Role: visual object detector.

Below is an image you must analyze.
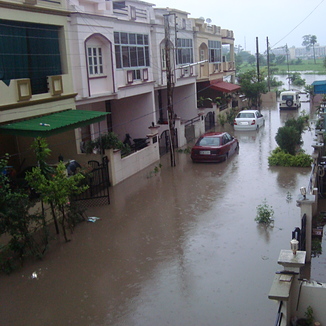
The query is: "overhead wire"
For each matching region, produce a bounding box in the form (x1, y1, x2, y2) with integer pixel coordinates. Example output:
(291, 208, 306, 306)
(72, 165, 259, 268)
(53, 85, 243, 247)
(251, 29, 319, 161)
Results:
(270, 0, 325, 50)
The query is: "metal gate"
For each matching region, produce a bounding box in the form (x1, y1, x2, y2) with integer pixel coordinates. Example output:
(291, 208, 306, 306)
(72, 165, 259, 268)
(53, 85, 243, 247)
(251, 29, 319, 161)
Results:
(159, 129, 178, 156)
(300, 214, 306, 251)
(184, 116, 200, 143)
(205, 111, 215, 131)
(291, 214, 306, 251)
(72, 156, 110, 207)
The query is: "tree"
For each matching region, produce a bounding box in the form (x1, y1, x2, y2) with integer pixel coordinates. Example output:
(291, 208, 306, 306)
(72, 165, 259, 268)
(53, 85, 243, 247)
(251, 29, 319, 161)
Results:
(237, 69, 268, 108)
(288, 72, 306, 86)
(275, 126, 300, 155)
(302, 34, 317, 63)
(25, 138, 88, 242)
(0, 155, 48, 272)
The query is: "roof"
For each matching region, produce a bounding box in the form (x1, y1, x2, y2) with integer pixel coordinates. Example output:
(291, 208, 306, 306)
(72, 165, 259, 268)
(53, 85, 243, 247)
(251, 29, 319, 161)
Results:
(0, 110, 109, 138)
(209, 80, 241, 93)
(312, 80, 326, 94)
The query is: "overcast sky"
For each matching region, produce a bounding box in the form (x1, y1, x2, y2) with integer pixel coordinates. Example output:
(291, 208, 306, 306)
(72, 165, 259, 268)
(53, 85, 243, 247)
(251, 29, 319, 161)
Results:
(153, 0, 326, 54)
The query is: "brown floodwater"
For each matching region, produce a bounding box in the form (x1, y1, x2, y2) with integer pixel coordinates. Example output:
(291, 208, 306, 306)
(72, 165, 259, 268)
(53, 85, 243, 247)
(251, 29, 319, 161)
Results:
(0, 101, 322, 325)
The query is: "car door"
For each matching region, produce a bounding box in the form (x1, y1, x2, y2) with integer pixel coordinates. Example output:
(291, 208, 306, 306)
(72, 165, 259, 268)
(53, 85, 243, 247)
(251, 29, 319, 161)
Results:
(255, 111, 263, 127)
(223, 133, 236, 154)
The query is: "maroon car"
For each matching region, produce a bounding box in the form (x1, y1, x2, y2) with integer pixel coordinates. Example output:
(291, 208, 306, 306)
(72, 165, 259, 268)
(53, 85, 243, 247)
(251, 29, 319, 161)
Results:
(191, 132, 239, 163)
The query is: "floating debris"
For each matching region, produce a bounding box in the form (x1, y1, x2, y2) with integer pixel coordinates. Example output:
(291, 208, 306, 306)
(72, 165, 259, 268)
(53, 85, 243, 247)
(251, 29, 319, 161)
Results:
(87, 216, 101, 223)
(286, 191, 292, 202)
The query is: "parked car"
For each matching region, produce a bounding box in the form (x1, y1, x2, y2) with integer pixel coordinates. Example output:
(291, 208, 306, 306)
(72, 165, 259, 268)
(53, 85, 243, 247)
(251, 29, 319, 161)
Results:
(234, 110, 265, 131)
(191, 132, 239, 163)
(279, 90, 301, 109)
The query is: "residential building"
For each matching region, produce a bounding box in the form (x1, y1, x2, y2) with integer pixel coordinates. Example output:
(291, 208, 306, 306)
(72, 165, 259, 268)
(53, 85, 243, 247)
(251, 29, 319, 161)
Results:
(0, 0, 238, 185)
(0, 0, 80, 167)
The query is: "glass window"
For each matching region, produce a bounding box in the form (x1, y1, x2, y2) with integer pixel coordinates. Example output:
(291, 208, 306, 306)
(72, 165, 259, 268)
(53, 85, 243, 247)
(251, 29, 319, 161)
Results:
(208, 40, 221, 63)
(176, 38, 193, 65)
(129, 34, 136, 44)
(87, 46, 103, 76)
(114, 31, 150, 68)
(0, 19, 62, 94)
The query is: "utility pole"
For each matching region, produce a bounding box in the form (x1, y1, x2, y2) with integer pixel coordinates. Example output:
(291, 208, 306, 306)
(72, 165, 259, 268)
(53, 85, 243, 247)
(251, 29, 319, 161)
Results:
(256, 37, 260, 108)
(164, 14, 176, 167)
(266, 37, 270, 92)
(286, 44, 290, 90)
(256, 37, 260, 82)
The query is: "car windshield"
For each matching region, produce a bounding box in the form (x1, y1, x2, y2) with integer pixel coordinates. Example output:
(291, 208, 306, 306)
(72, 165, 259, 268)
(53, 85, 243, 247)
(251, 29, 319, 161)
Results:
(198, 137, 221, 146)
(237, 112, 255, 119)
(282, 95, 294, 100)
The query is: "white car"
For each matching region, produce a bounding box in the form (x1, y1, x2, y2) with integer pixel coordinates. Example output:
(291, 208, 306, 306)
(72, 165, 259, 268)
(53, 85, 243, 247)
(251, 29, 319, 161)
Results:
(234, 110, 265, 131)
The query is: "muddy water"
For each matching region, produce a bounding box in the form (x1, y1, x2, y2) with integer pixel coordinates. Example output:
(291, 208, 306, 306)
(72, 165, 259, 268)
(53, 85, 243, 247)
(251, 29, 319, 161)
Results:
(0, 102, 317, 325)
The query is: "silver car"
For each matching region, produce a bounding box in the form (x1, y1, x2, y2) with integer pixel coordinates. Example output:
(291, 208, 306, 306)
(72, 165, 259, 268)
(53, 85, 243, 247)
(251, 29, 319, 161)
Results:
(234, 110, 265, 131)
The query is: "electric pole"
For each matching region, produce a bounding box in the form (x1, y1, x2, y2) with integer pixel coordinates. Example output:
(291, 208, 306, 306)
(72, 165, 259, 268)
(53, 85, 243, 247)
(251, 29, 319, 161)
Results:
(256, 37, 260, 82)
(267, 37, 270, 91)
(164, 14, 176, 167)
(256, 37, 260, 108)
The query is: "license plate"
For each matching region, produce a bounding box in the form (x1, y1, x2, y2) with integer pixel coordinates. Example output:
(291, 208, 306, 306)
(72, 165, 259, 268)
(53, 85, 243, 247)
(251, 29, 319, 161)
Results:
(200, 150, 211, 155)
(240, 122, 249, 125)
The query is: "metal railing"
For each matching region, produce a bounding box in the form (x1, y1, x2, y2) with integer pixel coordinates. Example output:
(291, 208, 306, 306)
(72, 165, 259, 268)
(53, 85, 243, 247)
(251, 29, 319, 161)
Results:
(274, 301, 283, 326)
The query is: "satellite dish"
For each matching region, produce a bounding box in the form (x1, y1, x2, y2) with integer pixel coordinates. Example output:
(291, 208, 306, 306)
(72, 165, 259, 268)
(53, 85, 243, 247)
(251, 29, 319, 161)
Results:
(206, 18, 212, 24)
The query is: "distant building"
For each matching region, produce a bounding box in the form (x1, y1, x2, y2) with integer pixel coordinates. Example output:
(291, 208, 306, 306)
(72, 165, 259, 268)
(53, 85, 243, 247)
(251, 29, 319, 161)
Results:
(272, 45, 326, 60)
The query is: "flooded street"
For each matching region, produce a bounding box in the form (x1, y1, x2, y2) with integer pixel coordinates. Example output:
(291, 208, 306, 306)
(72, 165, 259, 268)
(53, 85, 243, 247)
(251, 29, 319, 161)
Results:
(0, 100, 320, 325)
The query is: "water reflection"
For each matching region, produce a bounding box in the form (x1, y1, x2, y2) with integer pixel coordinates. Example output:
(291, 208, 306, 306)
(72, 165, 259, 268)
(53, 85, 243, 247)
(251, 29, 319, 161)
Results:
(234, 130, 257, 143)
(0, 95, 323, 326)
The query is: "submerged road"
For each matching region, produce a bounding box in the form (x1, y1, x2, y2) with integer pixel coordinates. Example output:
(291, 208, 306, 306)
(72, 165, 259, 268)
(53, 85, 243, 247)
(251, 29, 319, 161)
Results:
(0, 101, 318, 325)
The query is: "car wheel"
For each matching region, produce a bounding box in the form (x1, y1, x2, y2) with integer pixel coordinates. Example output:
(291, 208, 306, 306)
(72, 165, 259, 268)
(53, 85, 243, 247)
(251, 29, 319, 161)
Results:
(286, 99, 293, 107)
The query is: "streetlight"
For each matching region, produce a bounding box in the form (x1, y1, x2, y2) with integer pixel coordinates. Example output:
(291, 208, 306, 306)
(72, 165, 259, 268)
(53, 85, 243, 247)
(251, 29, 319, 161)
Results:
(290, 238, 299, 255)
(300, 187, 306, 200)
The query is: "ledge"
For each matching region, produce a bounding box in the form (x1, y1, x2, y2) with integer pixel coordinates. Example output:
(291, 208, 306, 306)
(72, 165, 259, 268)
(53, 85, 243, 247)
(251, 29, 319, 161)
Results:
(277, 250, 306, 268)
(268, 273, 293, 301)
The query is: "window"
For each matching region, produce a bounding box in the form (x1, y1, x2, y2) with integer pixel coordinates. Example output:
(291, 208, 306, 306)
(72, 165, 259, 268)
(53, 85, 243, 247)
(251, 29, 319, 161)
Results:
(113, 1, 126, 10)
(0, 19, 62, 94)
(200, 49, 205, 61)
(161, 48, 166, 69)
(87, 47, 103, 76)
(208, 40, 221, 63)
(176, 38, 193, 65)
(114, 32, 150, 69)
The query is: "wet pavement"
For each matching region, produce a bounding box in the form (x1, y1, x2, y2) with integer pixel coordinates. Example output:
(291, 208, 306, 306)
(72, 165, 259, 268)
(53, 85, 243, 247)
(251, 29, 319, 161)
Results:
(0, 100, 324, 325)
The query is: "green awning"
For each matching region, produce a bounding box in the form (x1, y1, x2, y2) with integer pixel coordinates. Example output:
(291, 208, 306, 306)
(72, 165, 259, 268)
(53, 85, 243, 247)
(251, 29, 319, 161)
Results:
(0, 110, 109, 137)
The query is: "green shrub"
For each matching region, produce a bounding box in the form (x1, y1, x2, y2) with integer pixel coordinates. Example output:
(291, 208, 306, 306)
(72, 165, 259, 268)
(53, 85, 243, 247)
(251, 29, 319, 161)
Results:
(255, 199, 274, 225)
(275, 126, 301, 155)
(218, 113, 226, 126)
(268, 148, 312, 167)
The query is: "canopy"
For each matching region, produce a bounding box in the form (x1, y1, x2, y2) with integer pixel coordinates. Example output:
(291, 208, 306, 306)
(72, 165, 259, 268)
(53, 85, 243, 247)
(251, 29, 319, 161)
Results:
(312, 80, 326, 94)
(210, 80, 241, 93)
(0, 110, 109, 137)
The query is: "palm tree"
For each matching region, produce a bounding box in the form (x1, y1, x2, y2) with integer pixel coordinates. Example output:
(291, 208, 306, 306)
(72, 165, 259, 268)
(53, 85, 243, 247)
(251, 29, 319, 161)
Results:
(302, 34, 318, 64)
(311, 35, 317, 64)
